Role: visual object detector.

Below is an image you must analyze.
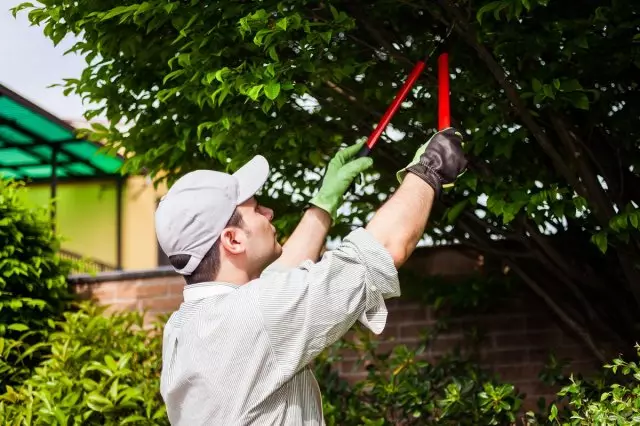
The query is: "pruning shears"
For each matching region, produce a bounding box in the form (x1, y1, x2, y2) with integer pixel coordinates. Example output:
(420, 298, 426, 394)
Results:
(356, 25, 455, 158)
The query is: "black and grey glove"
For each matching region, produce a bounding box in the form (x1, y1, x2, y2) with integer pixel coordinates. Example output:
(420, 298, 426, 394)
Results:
(396, 127, 468, 197)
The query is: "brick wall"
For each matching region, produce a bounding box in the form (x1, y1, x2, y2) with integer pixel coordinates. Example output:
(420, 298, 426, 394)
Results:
(69, 248, 600, 411)
(72, 267, 184, 324)
(335, 294, 598, 410)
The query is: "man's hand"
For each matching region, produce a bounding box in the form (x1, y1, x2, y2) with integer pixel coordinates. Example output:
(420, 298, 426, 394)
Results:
(396, 127, 467, 197)
(309, 141, 374, 219)
(271, 141, 373, 268)
(366, 128, 467, 268)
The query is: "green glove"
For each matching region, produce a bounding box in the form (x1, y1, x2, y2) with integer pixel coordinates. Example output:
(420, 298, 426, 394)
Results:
(310, 141, 374, 219)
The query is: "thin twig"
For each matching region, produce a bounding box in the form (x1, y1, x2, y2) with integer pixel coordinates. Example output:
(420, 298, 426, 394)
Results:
(506, 261, 607, 363)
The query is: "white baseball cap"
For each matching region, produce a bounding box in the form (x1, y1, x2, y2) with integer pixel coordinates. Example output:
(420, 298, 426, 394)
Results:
(154, 155, 270, 275)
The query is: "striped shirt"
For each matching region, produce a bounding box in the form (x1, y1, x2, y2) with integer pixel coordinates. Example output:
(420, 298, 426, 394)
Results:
(159, 228, 400, 425)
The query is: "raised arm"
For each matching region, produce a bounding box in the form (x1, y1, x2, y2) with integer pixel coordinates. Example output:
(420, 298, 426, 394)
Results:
(253, 128, 467, 378)
(366, 127, 467, 268)
(270, 141, 372, 268)
(365, 173, 435, 268)
(275, 206, 331, 267)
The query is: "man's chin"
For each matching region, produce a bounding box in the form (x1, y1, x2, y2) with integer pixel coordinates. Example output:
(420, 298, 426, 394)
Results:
(273, 244, 283, 259)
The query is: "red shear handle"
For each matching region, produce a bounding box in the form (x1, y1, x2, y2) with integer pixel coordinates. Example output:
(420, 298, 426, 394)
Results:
(438, 52, 450, 130)
(356, 60, 427, 158)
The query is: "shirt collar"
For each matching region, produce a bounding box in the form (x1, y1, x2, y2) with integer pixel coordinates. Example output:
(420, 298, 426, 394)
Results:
(183, 281, 240, 302)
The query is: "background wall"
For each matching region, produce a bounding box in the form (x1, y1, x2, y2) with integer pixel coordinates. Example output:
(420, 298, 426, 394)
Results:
(22, 176, 168, 270)
(23, 180, 118, 265)
(121, 176, 167, 270)
(69, 248, 600, 411)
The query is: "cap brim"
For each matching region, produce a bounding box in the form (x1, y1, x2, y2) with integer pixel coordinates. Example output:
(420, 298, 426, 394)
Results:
(233, 155, 270, 204)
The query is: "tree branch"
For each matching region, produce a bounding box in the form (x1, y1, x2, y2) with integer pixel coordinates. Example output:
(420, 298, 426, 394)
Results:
(549, 114, 615, 224)
(434, 0, 587, 197)
(548, 115, 640, 304)
(344, 2, 415, 69)
(506, 261, 608, 364)
(457, 209, 617, 363)
(523, 219, 603, 291)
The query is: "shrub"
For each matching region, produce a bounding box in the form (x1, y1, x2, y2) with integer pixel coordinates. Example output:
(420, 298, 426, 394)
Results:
(314, 325, 524, 425)
(526, 344, 640, 425)
(0, 178, 74, 390)
(0, 302, 167, 425)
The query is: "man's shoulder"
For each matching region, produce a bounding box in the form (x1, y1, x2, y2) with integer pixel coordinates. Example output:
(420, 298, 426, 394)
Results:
(259, 259, 315, 280)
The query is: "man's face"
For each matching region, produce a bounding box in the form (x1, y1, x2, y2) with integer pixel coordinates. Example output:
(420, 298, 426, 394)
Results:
(236, 197, 282, 273)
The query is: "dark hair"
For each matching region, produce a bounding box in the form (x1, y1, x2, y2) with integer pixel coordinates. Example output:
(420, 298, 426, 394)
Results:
(169, 209, 244, 285)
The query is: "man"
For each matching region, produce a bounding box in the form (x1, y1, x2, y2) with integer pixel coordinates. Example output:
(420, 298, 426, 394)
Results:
(155, 128, 467, 425)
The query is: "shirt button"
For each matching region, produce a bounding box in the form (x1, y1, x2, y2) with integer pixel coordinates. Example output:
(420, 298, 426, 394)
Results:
(371, 285, 377, 291)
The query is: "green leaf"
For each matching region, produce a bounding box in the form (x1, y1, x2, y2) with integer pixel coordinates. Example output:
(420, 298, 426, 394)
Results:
(560, 79, 583, 92)
(163, 69, 185, 84)
(264, 81, 281, 100)
(591, 231, 608, 253)
(253, 28, 271, 46)
(110, 378, 119, 401)
(487, 196, 506, 215)
(87, 394, 113, 412)
(329, 5, 340, 20)
(100, 5, 134, 21)
(447, 200, 468, 224)
(551, 202, 564, 219)
(268, 46, 279, 61)
(566, 92, 589, 110)
(91, 122, 108, 132)
(246, 84, 263, 101)
(320, 31, 332, 44)
(476, 1, 502, 24)
(502, 201, 524, 224)
(121, 415, 149, 424)
(276, 17, 287, 31)
(532, 78, 542, 92)
(7, 323, 29, 332)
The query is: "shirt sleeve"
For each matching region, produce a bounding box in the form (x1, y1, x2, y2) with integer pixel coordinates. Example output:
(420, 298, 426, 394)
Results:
(250, 227, 400, 378)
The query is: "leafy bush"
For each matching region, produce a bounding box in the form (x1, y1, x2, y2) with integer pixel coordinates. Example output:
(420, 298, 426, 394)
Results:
(526, 344, 640, 425)
(0, 302, 167, 425)
(3, 297, 639, 426)
(0, 178, 74, 390)
(315, 326, 524, 425)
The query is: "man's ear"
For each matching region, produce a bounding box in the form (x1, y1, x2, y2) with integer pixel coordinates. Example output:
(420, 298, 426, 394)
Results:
(219, 227, 246, 255)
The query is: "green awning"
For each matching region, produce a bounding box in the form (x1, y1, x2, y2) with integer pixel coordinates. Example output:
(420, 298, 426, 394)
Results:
(0, 84, 125, 182)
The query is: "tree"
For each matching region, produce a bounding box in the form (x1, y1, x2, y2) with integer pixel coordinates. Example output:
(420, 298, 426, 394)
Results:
(13, 0, 640, 360)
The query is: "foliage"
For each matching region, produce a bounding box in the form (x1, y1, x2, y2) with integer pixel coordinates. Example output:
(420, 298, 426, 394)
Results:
(315, 325, 524, 425)
(0, 178, 74, 391)
(12, 0, 640, 359)
(2, 296, 639, 425)
(0, 302, 167, 425)
(524, 344, 640, 425)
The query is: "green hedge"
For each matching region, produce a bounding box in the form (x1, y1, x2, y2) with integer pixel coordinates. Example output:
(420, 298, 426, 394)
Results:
(0, 178, 74, 391)
(0, 302, 167, 425)
(1, 300, 639, 425)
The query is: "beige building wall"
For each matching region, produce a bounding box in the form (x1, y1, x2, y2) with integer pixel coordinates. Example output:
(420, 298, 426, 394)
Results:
(22, 176, 167, 270)
(121, 176, 167, 270)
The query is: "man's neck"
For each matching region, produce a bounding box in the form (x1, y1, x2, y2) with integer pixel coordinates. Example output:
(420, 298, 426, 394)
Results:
(213, 267, 260, 285)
